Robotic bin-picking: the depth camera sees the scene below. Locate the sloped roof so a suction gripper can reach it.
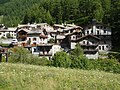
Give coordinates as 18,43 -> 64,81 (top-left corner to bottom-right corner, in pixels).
39,34 -> 48,38
27,29 -> 42,34
77,34 -> 100,41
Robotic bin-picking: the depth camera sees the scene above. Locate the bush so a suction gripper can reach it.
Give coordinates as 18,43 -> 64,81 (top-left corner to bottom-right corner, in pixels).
52,51 -> 71,68
8,47 -> 30,63
8,47 -> 51,66
27,55 -> 51,66
70,43 -> 92,69
95,58 -> 120,73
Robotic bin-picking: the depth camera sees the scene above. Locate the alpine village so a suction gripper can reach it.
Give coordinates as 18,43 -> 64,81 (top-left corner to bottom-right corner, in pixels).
0,0 -> 120,90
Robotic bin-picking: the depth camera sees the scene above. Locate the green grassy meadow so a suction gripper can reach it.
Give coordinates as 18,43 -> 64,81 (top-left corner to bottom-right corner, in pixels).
0,63 -> 120,90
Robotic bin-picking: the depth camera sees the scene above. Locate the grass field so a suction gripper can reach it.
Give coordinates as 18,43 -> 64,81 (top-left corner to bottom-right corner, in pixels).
0,63 -> 120,90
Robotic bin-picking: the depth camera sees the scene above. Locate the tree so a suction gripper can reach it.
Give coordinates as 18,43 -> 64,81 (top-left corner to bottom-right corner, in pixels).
9,47 -> 30,63
70,43 -> 90,69
44,10 -> 53,25
52,51 -> 71,68
93,0 -> 104,22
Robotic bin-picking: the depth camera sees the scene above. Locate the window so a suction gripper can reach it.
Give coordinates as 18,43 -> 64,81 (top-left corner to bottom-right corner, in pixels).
87,31 -> 89,34
99,46 -> 101,50
91,30 -> 93,33
29,38 -> 31,41
83,41 -> 85,44
102,46 -> 104,50
34,48 -> 36,52
73,36 -> 75,39
33,38 -> 36,41
104,30 -> 106,33
104,27 -> 106,29
97,31 -> 99,35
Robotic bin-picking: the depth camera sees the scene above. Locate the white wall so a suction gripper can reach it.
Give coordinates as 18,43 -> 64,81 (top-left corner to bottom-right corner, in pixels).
0,31 -> 16,39
71,42 -> 76,49
86,52 -> 99,59
52,44 -> 61,56
85,25 -> 111,36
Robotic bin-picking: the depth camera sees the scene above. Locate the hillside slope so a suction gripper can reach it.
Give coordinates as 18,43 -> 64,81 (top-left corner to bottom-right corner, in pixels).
0,63 -> 120,90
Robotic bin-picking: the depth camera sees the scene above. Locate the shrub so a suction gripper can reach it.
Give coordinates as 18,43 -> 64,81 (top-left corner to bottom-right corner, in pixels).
52,51 -> 71,68
27,55 -> 51,66
8,47 -> 30,63
91,58 -> 120,73
8,47 -> 51,66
